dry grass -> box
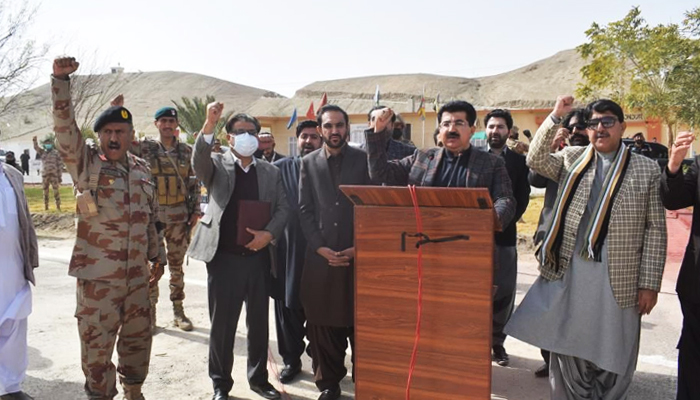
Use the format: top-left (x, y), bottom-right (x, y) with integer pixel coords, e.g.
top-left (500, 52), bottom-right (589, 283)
top-left (24, 185), bottom-right (75, 214)
top-left (517, 195), bottom-right (544, 240)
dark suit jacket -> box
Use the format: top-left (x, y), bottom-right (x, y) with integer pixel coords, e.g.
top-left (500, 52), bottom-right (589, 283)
top-left (298, 145), bottom-right (371, 326)
top-left (255, 150), bottom-right (286, 163)
top-left (271, 156), bottom-right (306, 309)
top-left (365, 128), bottom-right (516, 229)
top-left (2, 163), bottom-right (38, 284)
top-left (187, 134), bottom-right (290, 267)
top-left (661, 157), bottom-right (700, 303)
top-left (491, 148), bottom-right (530, 246)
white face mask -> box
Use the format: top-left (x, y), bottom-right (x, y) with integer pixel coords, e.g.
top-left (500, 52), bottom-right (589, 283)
top-left (231, 133), bottom-right (258, 157)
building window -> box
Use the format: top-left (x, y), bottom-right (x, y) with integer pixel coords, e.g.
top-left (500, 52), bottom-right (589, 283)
top-left (288, 137), bottom-right (298, 157)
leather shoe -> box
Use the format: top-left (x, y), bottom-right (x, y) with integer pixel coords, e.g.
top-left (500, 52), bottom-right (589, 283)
top-left (279, 362), bottom-right (302, 384)
top-left (534, 363), bottom-right (549, 377)
top-left (1, 392), bottom-right (34, 400)
top-left (0, 391), bottom-right (34, 400)
top-left (250, 382), bottom-right (281, 400)
top-left (492, 345), bottom-right (510, 366)
top-left (211, 388), bottom-right (228, 400)
top-left (318, 386), bottom-right (341, 400)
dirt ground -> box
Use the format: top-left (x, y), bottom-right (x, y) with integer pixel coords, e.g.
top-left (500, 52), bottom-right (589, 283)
top-left (22, 231), bottom-right (681, 400)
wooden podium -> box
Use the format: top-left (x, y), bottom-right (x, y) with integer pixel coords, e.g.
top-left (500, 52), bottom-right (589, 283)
top-left (341, 185), bottom-right (495, 400)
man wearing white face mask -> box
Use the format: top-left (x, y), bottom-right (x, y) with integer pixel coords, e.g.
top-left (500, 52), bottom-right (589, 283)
top-left (187, 103), bottom-right (290, 400)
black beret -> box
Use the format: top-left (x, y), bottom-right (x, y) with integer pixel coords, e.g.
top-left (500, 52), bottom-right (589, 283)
top-left (155, 107), bottom-right (177, 120)
top-left (94, 106), bottom-right (133, 132)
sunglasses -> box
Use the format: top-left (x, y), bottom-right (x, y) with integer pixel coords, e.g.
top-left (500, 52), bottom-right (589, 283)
top-left (567, 122), bottom-right (588, 132)
top-left (586, 116), bottom-right (618, 130)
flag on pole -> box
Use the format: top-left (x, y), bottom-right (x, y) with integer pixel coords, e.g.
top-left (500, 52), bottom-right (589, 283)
top-left (433, 93), bottom-right (440, 112)
top-left (417, 95), bottom-right (426, 121)
top-left (305, 102), bottom-right (315, 120)
top-left (319, 92), bottom-right (328, 109)
top-left (373, 85), bottom-right (380, 105)
top-left (286, 108), bottom-right (298, 129)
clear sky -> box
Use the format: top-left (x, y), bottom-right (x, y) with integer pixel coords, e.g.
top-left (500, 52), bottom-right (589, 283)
top-left (23, 0), bottom-right (698, 97)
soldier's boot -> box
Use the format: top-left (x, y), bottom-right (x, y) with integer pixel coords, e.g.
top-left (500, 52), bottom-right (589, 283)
top-left (172, 301), bottom-right (193, 331)
top-left (121, 382), bottom-right (145, 400)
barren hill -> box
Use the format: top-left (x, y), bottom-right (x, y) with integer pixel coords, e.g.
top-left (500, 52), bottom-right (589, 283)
top-left (0, 49), bottom-right (585, 148)
top-left (286, 49), bottom-right (584, 114)
top-left (0, 71), bottom-right (280, 143)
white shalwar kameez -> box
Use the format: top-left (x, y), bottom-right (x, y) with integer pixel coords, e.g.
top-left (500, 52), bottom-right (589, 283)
top-left (0, 166), bottom-right (32, 395)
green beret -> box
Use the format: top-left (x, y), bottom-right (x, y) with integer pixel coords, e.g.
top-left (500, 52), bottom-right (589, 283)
top-left (155, 107), bottom-right (178, 120)
top-left (94, 106), bottom-right (133, 132)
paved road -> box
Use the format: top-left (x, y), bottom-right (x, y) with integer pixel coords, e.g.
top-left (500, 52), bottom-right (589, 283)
top-left (23, 238), bottom-right (681, 399)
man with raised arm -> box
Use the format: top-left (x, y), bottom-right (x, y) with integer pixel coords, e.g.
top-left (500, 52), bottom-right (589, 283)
top-left (364, 101), bottom-right (515, 229)
top-left (51, 57), bottom-right (165, 400)
top-left (506, 95), bottom-right (666, 399)
top-left (187, 103), bottom-right (289, 400)
top-left (660, 130), bottom-right (700, 400)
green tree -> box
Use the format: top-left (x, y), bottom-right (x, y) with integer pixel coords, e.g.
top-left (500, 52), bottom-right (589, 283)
top-left (171, 96), bottom-right (232, 145)
top-left (577, 7), bottom-right (700, 144)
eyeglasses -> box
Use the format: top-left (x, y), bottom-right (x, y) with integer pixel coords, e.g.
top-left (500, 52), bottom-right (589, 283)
top-left (586, 116), bottom-right (618, 130)
top-left (567, 122), bottom-right (587, 132)
top-left (440, 120), bottom-right (468, 129)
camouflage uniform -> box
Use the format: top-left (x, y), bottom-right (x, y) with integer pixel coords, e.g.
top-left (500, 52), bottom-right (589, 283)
top-left (33, 140), bottom-right (64, 210)
top-left (131, 138), bottom-right (198, 330)
top-left (51, 75), bottom-right (166, 400)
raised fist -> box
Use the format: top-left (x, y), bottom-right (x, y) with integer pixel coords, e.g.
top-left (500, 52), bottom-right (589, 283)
top-left (206, 102), bottom-right (224, 122)
top-left (32, 136), bottom-right (37, 142)
top-left (111, 94), bottom-right (124, 107)
top-left (553, 95), bottom-right (575, 119)
top-left (668, 131), bottom-right (695, 174)
top-left (370, 107), bottom-right (394, 133)
top-left (551, 127), bottom-right (571, 152)
top-left (53, 57), bottom-right (79, 79)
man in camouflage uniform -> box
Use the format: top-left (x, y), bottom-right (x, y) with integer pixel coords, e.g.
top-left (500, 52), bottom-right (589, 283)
top-left (51, 56), bottom-right (166, 400)
top-left (32, 135), bottom-right (64, 211)
top-left (130, 106), bottom-right (199, 332)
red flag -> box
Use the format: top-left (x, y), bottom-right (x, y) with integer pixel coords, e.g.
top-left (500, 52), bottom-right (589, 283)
top-left (305, 102), bottom-right (315, 120)
top-left (318, 93), bottom-right (328, 109)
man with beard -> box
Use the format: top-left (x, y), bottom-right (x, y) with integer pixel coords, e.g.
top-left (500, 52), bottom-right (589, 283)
top-left (130, 106), bottom-right (199, 333)
top-left (484, 109), bottom-right (530, 367)
top-left (270, 120), bottom-right (322, 384)
top-left (3, 152), bottom-right (21, 172)
top-left (629, 132), bottom-right (653, 158)
top-left (362, 105), bottom-right (415, 160)
top-left (392, 113), bottom-right (415, 146)
top-left (299, 105), bottom-right (371, 400)
top-left (528, 108), bottom-right (590, 378)
top-left (51, 57), bottom-right (166, 400)
top-left (506, 96), bottom-right (666, 399)
top-left (255, 132), bottom-right (286, 163)
top-left (365, 101), bottom-right (515, 229)
top-left (188, 104), bottom-right (289, 400)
